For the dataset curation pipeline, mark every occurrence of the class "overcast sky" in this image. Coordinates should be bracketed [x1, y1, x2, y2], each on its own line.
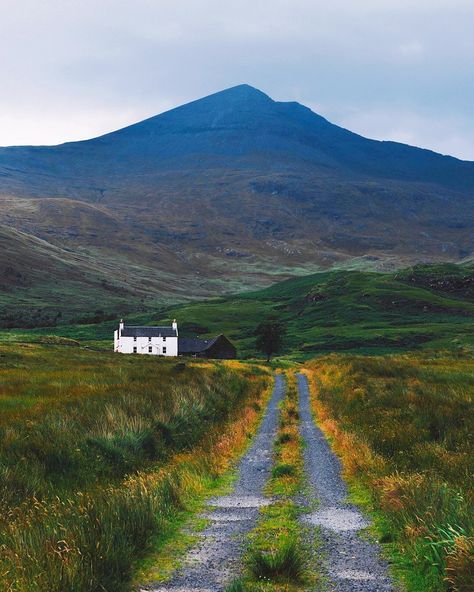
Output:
[1, 0, 473, 159]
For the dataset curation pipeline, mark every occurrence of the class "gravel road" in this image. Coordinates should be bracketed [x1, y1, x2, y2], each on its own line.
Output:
[141, 374, 285, 592]
[297, 373, 394, 592]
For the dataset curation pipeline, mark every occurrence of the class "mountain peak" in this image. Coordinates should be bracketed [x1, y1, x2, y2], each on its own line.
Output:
[197, 84, 274, 108]
[218, 84, 271, 98]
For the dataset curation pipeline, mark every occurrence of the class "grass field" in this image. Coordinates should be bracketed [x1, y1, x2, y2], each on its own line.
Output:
[0, 343, 271, 592]
[305, 353, 474, 592]
[2, 263, 472, 359]
[1, 263, 473, 590]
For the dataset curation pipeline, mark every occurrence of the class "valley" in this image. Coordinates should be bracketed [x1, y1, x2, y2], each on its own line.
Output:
[3, 262, 472, 358]
[0, 85, 473, 592]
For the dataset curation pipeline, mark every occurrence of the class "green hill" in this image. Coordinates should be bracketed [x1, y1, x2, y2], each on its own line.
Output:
[4, 263, 473, 358]
[161, 263, 474, 358]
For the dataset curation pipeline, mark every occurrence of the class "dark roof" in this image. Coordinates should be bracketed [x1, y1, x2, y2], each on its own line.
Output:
[178, 336, 220, 353]
[122, 325, 177, 338]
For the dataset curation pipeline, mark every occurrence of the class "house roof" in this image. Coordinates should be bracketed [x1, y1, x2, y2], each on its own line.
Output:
[122, 325, 177, 338]
[178, 335, 220, 353]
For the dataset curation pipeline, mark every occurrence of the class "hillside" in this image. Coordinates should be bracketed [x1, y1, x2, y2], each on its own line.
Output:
[1, 85, 473, 305]
[5, 263, 473, 356]
[0, 223, 172, 327]
[161, 263, 474, 356]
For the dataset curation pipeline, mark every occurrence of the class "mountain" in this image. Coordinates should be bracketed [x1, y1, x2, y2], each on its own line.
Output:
[0, 84, 473, 320]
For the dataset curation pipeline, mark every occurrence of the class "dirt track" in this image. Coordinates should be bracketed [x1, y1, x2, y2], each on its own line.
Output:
[140, 373, 396, 591]
[141, 374, 285, 592]
[298, 373, 394, 591]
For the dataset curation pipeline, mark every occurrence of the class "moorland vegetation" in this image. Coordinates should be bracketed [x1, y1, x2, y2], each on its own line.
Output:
[0, 344, 271, 592]
[5, 263, 471, 359]
[305, 353, 474, 592]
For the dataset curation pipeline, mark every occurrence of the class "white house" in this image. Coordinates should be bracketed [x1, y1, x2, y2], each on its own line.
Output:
[114, 320, 178, 356]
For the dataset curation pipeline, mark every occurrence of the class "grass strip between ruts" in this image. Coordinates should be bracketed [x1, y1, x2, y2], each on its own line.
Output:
[227, 370, 318, 592]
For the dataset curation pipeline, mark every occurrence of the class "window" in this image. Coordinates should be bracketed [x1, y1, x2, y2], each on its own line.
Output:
[163, 347, 167, 354]
[134, 336, 137, 342]
[163, 336, 166, 342]
[148, 346, 152, 353]
[133, 347, 137, 353]
[148, 337, 152, 342]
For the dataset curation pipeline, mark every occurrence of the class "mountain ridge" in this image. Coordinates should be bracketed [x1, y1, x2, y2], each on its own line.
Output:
[4, 84, 470, 165]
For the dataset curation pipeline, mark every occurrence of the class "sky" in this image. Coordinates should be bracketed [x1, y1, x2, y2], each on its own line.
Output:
[0, 0, 473, 160]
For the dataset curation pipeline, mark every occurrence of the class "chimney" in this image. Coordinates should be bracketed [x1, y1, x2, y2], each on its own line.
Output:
[172, 319, 178, 334]
[119, 318, 124, 336]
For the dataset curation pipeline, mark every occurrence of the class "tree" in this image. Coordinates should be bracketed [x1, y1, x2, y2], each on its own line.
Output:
[254, 318, 286, 362]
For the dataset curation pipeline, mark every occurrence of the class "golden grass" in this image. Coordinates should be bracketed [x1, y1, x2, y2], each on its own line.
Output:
[0, 343, 272, 592]
[304, 353, 474, 592]
[134, 377, 273, 586]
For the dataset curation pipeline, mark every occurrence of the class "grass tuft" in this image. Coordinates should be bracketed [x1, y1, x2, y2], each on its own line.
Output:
[272, 463, 296, 478]
[248, 537, 305, 582]
[277, 431, 293, 444]
[225, 578, 247, 592]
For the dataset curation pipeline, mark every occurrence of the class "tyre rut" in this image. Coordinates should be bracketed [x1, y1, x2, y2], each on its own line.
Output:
[140, 373, 285, 592]
[297, 373, 394, 592]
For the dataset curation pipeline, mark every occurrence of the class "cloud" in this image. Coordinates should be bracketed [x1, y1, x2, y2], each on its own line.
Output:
[0, 0, 473, 159]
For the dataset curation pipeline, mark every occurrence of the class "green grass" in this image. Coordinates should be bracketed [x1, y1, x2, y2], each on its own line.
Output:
[3, 262, 472, 358]
[305, 353, 474, 592]
[225, 579, 248, 592]
[161, 262, 474, 358]
[247, 536, 305, 582]
[272, 463, 297, 478]
[0, 344, 271, 592]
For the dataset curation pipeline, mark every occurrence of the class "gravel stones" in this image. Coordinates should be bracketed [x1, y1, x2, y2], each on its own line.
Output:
[141, 374, 285, 592]
[297, 373, 394, 592]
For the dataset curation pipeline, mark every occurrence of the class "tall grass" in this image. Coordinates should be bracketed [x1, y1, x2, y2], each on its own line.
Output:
[0, 344, 271, 592]
[305, 353, 474, 592]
